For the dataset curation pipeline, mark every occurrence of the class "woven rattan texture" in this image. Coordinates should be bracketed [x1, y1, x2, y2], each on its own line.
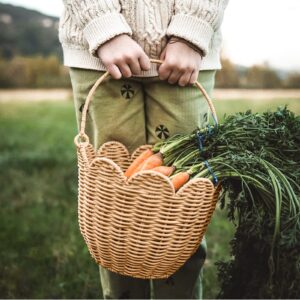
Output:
[76, 141, 220, 279]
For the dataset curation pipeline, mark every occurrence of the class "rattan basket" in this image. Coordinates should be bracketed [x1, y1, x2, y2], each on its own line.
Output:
[74, 59, 221, 279]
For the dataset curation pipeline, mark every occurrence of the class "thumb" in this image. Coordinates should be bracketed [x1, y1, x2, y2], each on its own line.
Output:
[158, 46, 167, 72]
[160, 46, 167, 61]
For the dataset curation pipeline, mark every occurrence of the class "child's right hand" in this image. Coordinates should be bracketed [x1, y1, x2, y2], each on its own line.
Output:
[97, 34, 151, 79]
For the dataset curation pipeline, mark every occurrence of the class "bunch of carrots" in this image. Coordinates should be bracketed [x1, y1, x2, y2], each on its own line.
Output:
[124, 108, 300, 220]
[124, 149, 190, 191]
[122, 107, 300, 297]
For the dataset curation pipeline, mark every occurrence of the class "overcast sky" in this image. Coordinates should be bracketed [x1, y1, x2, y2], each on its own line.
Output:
[1, 0, 300, 70]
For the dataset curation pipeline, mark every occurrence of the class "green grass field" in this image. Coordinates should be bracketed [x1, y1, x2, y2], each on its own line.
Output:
[0, 98, 299, 299]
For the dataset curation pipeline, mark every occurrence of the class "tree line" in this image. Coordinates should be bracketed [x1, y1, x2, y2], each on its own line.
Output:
[0, 55, 70, 88]
[0, 55, 299, 89]
[216, 58, 300, 89]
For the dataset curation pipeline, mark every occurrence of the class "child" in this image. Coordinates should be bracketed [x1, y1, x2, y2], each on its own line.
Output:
[59, 0, 228, 298]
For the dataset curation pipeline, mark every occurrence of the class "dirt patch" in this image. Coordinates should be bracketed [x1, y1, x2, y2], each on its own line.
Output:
[1, 88, 300, 102]
[213, 89, 300, 100]
[0, 89, 73, 102]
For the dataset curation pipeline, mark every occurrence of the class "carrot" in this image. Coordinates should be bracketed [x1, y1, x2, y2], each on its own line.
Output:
[140, 152, 163, 171]
[151, 166, 175, 176]
[171, 172, 190, 191]
[132, 160, 147, 174]
[124, 148, 153, 178]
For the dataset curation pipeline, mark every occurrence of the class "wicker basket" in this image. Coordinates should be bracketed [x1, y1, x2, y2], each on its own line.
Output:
[74, 59, 221, 279]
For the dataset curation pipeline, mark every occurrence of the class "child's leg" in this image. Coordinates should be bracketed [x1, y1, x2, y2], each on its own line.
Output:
[151, 238, 207, 299]
[143, 70, 216, 145]
[69, 67, 147, 154]
[99, 268, 150, 299]
[143, 70, 216, 299]
[69, 67, 151, 298]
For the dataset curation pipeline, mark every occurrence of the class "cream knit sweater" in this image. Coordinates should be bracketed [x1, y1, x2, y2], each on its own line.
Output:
[59, 0, 229, 76]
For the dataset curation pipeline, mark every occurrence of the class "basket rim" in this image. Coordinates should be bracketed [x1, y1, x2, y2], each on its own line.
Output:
[85, 146, 215, 196]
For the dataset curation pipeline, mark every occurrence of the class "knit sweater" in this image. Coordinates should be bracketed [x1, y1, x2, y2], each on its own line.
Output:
[59, 0, 229, 76]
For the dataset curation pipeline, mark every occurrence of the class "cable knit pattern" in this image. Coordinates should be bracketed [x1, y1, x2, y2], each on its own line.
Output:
[63, 0, 121, 28]
[167, 0, 228, 55]
[62, 0, 132, 55]
[59, 0, 229, 76]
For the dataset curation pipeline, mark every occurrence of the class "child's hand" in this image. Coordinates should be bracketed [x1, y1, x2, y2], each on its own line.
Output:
[158, 37, 203, 86]
[97, 34, 151, 79]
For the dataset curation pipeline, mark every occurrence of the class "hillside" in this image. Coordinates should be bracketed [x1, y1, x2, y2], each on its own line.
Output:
[0, 3, 62, 59]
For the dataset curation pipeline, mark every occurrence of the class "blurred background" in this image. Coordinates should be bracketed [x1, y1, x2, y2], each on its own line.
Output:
[0, 0, 299, 298]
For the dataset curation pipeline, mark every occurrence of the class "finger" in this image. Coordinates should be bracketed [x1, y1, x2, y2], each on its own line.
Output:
[159, 67, 172, 81]
[158, 63, 172, 80]
[178, 71, 193, 87]
[139, 53, 151, 71]
[168, 70, 182, 85]
[118, 63, 132, 78]
[107, 64, 122, 79]
[190, 70, 199, 85]
[128, 58, 142, 75]
[158, 48, 167, 72]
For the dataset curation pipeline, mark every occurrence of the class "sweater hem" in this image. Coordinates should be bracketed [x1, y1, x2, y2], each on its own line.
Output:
[63, 47, 222, 77]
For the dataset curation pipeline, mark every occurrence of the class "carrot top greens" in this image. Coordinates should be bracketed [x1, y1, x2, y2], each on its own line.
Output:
[153, 106, 300, 298]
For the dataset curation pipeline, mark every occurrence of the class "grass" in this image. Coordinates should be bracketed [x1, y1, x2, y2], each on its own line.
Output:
[0, 98, 299, 299]
[0, 102, 101, 298]
[214, 97, 300, 115]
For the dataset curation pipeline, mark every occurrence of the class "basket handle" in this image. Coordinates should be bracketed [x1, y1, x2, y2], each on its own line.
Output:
[75, 59, 218, 146]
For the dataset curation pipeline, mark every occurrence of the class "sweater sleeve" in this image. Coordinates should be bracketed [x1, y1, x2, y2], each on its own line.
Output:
[166, 0, 229, 56]
[62, 0, 132, 56]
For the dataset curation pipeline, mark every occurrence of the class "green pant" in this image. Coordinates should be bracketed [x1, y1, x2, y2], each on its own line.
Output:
[69, 68, 216, 299]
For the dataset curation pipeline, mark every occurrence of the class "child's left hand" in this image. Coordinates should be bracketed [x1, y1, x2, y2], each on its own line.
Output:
[158, 37, 203, 86]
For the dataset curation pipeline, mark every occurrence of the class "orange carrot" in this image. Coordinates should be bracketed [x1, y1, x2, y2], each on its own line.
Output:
[124, 149, 153, 178]
[140, 152, 163, 171]
[151, 166, 175, 177]
[171, 172, 190, 191]
[133, 160, 147, 174]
